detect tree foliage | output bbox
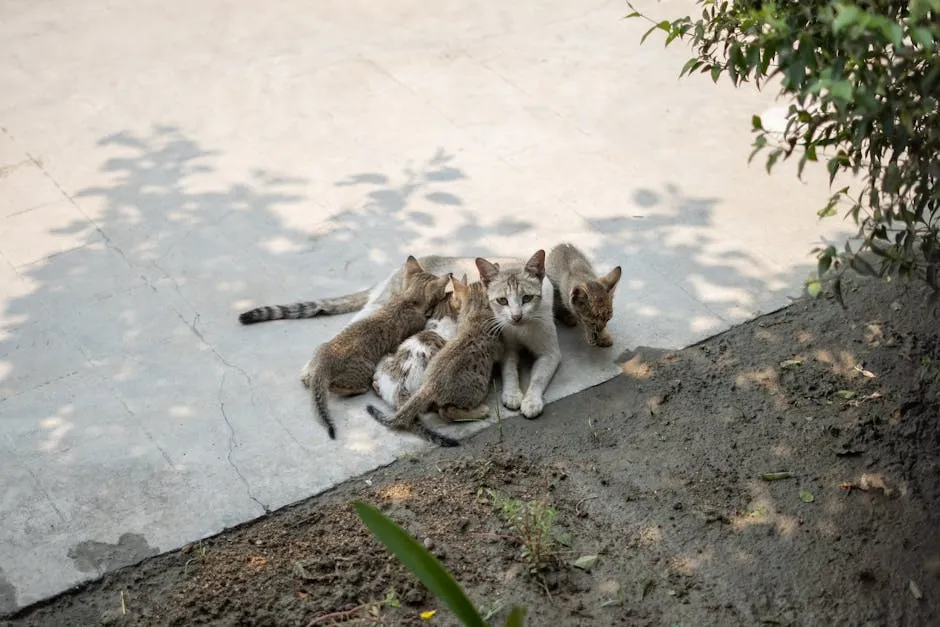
[628,0,940,303]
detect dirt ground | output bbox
[4,275,940,626]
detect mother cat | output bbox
[239,251,561,418]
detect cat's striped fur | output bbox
[301,257,451,438]
[367,274,503,447]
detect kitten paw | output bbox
[501,389,523,410]
[520,394,544,419]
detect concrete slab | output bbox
[0,0,855,612]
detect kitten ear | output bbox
[571,284,588,304]
[434,273,453,295]
[598,266,622,292]
[524,249,546,280]
[403,255,423,277]
[451,274,469,299]
[475,257,500,285]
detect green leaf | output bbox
[818,252,833,277]
[624,11,642,20]
[710,64,722,83]
[912,27,934,47]
[832,5,861,33]
[829,80,854,101]
[835,390,857,400]
[641,20,670,45]
[798,489,815,503]
[882,163,901,194]
[505,606,527,627]
[833,275,846,308]
[680,57,700,78]
[354,502,487,627]
[806,279,822,299]
[573,555,600,571]
[752,114,764,130]
[827,157,842,184]
[880,21,904,48]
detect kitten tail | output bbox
[366,399,459,448]
[309,353,337,439]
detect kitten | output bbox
[367,275,504,447]
[477,250,562,419]
[300,257,451,439]
[545,243,621,347]
[372,285,461,409]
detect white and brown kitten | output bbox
[546,243,621,347]
[372,286,461,409]
[367,275,504,447]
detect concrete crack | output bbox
[217,373,269,513]
[118,398,175,469]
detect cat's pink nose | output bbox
[511,313,522,323]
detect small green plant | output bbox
[353,501,527,627]
[487,490,560,573]
[182,541,207,575]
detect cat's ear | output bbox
[524,250,546,280]
[403,255,423,277]
[571,284,588,305]
[451,274,469,299]
[433,273,453,295]
[598,266,622,292]
[475,257,500,285]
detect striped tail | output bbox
[309,358,337,439]
[238,289,371,325]
[366,403,459,448]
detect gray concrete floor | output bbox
[0,0,852,612]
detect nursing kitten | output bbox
[477,250,562,419]
[545,243,621,347]
[301,257,451,439]
[367,275,504,447]
[372,283,461,409]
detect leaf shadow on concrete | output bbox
[0,125,833,613]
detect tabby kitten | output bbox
[367,274,504,447]
[545,243,621,347]
[372,283,462,409]
[477,250,561,419]
[301,257,451,438]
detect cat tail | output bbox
[308,353,337,439]
[366,390,459,448]
[238,289,371,324]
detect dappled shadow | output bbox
[597,277,940,623]
[1,123,830,612]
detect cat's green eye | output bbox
[497,297,509,306]
[521,295,534,304]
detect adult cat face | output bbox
[475,250,546,328]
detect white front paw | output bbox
[502,388,523,410]
[520,394,544,419]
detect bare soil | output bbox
[4,276,940,626]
